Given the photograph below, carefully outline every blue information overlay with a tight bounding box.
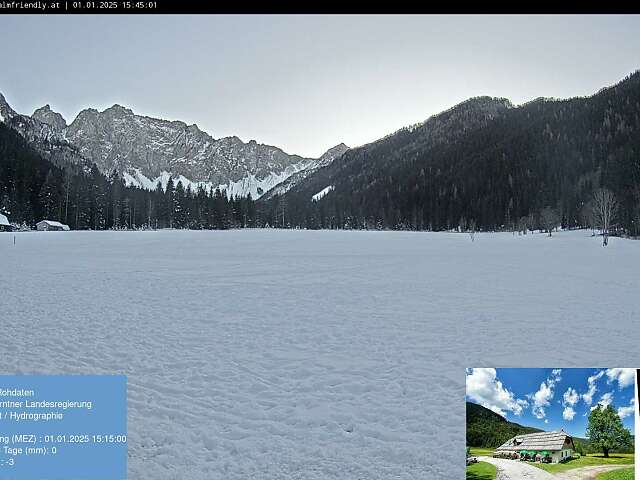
[0,375,127,480]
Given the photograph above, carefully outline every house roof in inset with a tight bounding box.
[496,430,574,451]
[0,213,9,226]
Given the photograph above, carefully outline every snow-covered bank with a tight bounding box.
[1,229,638,479]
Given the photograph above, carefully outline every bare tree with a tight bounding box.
[580,200,596,236]
[592,188,618,246]
[540,207,560,237]
[458,216,467,233]
[518,216,529,235]
[468,219,476,242]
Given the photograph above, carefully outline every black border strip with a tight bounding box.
[1,1,640,14]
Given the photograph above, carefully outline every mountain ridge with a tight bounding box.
[0,93,347,199]
[264,71,640,234]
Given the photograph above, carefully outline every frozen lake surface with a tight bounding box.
[1,229,638,479]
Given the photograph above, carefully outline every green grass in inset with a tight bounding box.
[531,454,634,474]
[595,467,635,480]
[466,461,497,480]
[468,447,495,457]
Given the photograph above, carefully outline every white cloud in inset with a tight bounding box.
[618,398,635,419]
[590,392,614,411]
[529,369,562,420]
[563,406,576,421]
[466,368,528,417]
[605,369,635,390]
[560,386,579,421]
[582,370,605,406]
[563,387,579,406]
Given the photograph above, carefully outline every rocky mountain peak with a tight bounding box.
[32,104,67,131]
[55,102,315,187]
[72,108,99,123]
[321,143,349,157]
[0,92,17,121]
[0,93,87,169]
[316,143,350,168]
[103,104,134,116]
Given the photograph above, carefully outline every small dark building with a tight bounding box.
[36,220,70,231]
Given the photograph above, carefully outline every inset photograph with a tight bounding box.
[466,368,635,480]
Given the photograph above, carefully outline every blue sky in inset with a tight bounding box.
[466,368,635,438]
[1,15,639,157]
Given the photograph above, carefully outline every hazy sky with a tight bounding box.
[1,15,639,157]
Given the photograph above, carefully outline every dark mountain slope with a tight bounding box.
[466,402,542,448]
[466,402,594,453]
[266,72,640,234]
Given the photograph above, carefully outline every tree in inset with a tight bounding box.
[592,188,618,246]
[586,405,633,458]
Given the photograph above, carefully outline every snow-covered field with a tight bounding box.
[1,229,638,479]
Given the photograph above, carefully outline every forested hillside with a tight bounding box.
[466,402,542,448]
[0,123,257,229]
[265,72,640,235]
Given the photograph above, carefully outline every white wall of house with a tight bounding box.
[550,448,572,463]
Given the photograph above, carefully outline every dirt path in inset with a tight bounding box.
[478,457,555,480]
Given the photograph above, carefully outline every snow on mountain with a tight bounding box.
[122,158,315,199]
[312,185,334,202]
[115,141,347,200]
[221,159,315,198]
[261,143,349,200]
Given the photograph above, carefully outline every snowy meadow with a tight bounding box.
[1,229,638,479]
